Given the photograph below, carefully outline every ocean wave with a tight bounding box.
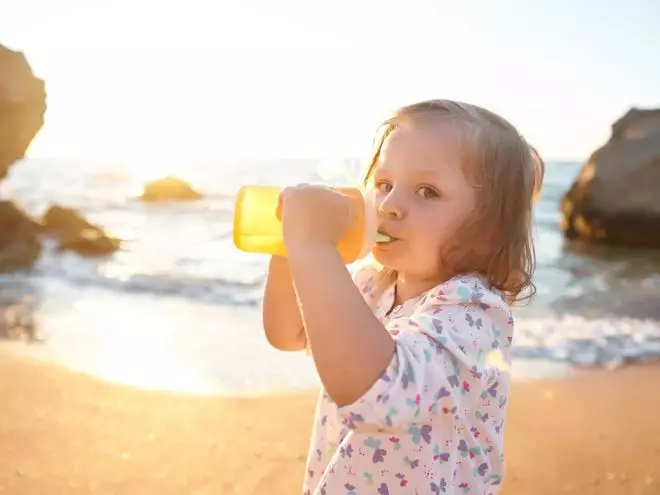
[29,246,263,307]
[512,313,660,367]
[41,269,262,306]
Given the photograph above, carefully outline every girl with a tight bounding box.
[263,99,544,494]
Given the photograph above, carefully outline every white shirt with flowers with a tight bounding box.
[302,262,514,495]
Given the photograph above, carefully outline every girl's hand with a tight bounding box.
[278,184,353,248]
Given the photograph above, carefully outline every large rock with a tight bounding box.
[41,205,121,256]
[0,44,46,180]
[561,108,660,248]
[0,201,42,272]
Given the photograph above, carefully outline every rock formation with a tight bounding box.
[0,44,46,180]
[41,205,121,256]
[0,201,42,272]
[0,44,46,273]
[0,45,119,270]
[561,107,660,249]
[141,176,203,202]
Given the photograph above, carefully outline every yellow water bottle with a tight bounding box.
[232,185,375,264]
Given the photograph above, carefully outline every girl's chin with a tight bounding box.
[371,242,402,265]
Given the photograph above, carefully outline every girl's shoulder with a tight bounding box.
[416,273,513,327]
[432,273,509,306]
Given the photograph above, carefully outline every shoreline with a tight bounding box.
[1,279,581,398]
[0,338,579,397]
[1,348,660,494]
[3,267,660,396]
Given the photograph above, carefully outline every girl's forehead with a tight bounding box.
[376,122,466,174]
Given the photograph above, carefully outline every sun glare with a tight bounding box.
[69,298,214,395]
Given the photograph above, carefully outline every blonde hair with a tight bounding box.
[363,99,544,304]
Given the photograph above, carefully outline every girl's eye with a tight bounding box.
[417,186,440,199]
[375,181,393,193]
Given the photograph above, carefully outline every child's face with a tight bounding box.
[368,121,477,282]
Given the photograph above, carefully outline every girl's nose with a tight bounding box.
[377,190,404,220]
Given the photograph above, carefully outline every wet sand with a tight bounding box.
[0,349,659,494]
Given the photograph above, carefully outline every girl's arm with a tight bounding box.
[288,242,513,431]
[287,243,396,406]
[262,255,307,351]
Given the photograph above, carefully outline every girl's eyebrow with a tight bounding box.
[410,169,443,178]
[405,170,448,185]
[373,168,446,183]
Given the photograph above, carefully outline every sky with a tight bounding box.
[1,0,659,169]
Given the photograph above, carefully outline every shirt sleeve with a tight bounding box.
[348,258,380,302]
[335,277,512,431]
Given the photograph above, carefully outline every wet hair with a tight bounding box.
[363,99,544,304]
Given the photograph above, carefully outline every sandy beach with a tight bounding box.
[0,349,659,495]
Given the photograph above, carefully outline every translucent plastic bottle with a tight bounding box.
[232,185,375,264]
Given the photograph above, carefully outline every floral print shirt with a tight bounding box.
[303,262,514,495]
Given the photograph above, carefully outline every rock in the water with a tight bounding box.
[57,228,121,256]
[0,201,42,272]
[41,205,120,256]
[561,107,660,248]
[0,44,47,180]
[42,204,96,233]
[140,176,203,202]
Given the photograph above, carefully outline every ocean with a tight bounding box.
[1,157,660,395]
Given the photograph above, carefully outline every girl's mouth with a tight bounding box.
[375,231,397,244]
